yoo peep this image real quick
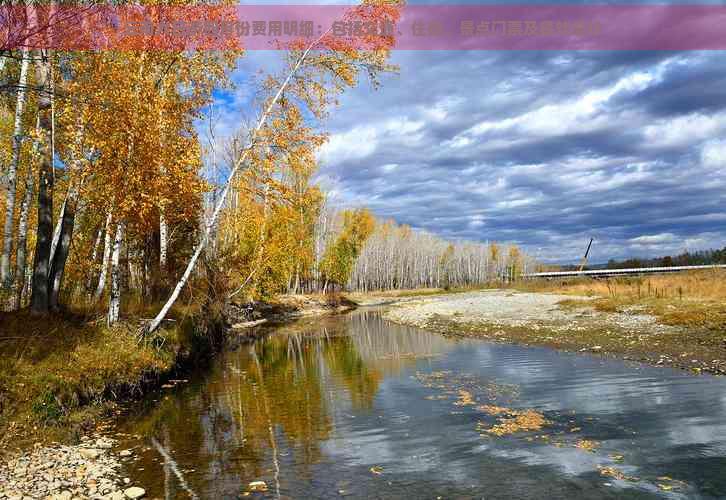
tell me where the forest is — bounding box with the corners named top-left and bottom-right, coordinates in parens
top-left (0, 3), bottom-right (533, 331)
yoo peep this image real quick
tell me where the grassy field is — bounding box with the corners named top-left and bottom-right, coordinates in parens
top-left (512, 269), bottom-right (726, 332)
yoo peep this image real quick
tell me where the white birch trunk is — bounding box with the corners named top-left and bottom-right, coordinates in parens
top-left (159, 212), bottom-right (168, 270)
top-left (11, 160), bottom-right (35, 310)
top-left (1, 48), bottom-right (31, 288)
top-left (93, 210), bottom-right (113, 302)
top-left (146, 31), bottom-right (330, 334)
top-left (106, 220), bottom-right (125, 326)
top-left (49, 191), bottom-right (67, 266)
top-left (86, 227), bottom-right (102, 291)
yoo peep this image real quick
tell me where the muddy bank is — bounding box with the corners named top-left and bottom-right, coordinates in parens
top-left (383, 290), bottom-right (726, 375)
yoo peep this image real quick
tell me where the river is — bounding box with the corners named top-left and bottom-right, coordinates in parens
top-left (115, 309), bottom-right (726, 499)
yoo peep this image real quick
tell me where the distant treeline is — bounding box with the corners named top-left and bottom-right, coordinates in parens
top-left (575, 247), bottom-right (726, 270)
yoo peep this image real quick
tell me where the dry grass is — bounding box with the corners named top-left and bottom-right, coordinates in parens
top-left (0, 303), bottom-right (204, 451)
top-left (513, 270), bottom-right (726, 332)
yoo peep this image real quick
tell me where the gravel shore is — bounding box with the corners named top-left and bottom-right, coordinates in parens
top-left (0, 435), bottom-right (145, 500)
top-left (383, 290), bottom-right (726, 374)
top-left (383, 289), bottom-right (673, 333)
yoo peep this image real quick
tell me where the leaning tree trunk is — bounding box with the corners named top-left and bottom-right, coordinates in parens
top-left (146, 30), bottom-right (330, 334)
top-left (48, 184), bottom-right (80, 310)
top-left (1, 48), bottom-right (31, 289)
top-left (107, 221), bottom-right (125, 326)
top-left (48, 124), bottom-right (85, 310)
top-left (29, 50), bottom-right (54, 315)
top-left (86, 227), bottom-right (102, 291)
top-left (48, 194), bottom-right (66, 266)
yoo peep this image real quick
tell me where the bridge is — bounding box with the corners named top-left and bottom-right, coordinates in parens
top-left (522, 264), bottom-right (726, 279)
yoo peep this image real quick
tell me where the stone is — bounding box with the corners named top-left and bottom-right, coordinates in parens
top-left (123, 487), bottom-right (145, 499)
top-left (79, 449), bottom-right (100, 460)
top-left (118, 450), bottom-right (133, 458)
top-left (95, 439), bottom-right (113, 449)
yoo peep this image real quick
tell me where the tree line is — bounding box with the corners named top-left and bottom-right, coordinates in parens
top-left (0, 1), bottom-right (534, 333)
top-left (603, 247), bottom-right (726, 270)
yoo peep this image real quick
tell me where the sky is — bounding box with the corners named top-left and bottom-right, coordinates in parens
top-left (208, 0), bottom-right (726, 264)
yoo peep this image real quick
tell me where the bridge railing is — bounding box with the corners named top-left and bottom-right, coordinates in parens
top-left (522, 264), bottom-right (726, 279)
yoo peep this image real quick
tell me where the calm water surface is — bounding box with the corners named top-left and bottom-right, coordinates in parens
top-left (116, 309), bottom-right (726, 499)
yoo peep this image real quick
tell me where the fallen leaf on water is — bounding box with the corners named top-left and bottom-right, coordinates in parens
top-left (482, 409), bottom-right (548, 436)
top-left (575, 439), bottom-right (600, 452)
top-left (478, 405), bottom-right (510, 415)
top-left (597, 466), bottom-right (639, 482)
top-left (454, 390), bottom-right (475, 406)
top-left (370, 466), bottom-right (383, 475)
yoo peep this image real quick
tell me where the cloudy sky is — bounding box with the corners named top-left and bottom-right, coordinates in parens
top-left (212, 0), bottom-right (726, 264)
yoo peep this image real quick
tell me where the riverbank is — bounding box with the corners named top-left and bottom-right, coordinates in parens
top-left (0, 293), bottom-right (356, 498)
top-left (383, 289), bottom-right (726, 375)
top-left (0, 293), bottom-right (355, 452)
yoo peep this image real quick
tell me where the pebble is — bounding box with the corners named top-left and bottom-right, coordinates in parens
top-left (122, 486), bottom-right (145, 499)
top-left (0, 435), bottom-right (146, 500)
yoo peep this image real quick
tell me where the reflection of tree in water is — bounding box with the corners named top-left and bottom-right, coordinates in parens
top-left (127, 311), bottom-right (454, 496)
top-left (346, 310), bottom-right (453, 374)
top-left (322, 329), bottom-right (382, 410)
top-left (222, 336), bottom-right (333, 481)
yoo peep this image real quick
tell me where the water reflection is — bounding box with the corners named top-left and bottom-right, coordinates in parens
top-left (117, 310), bottom-right (726, 499)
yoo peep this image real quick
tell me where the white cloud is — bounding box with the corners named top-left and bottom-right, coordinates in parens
top-left (643, 113), bottom-right (726, 150)
top-left (628, 233), bottom-right (677, 245)
top-left (319, 117), bottom-right (424, 167)
top-left (701, 139), bottom-right (726, 169)
top-left (454, 64), bottom-right (667, 142)
top-left (318, 125), bottom-right (379, 165)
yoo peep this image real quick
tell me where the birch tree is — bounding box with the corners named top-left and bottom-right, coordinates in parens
top-left (106, 220), bottom-right (125, 325)
top-left (147, 1), bottom-right (401, 333)
top-left (1, 48), bottom-right (31, 289)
